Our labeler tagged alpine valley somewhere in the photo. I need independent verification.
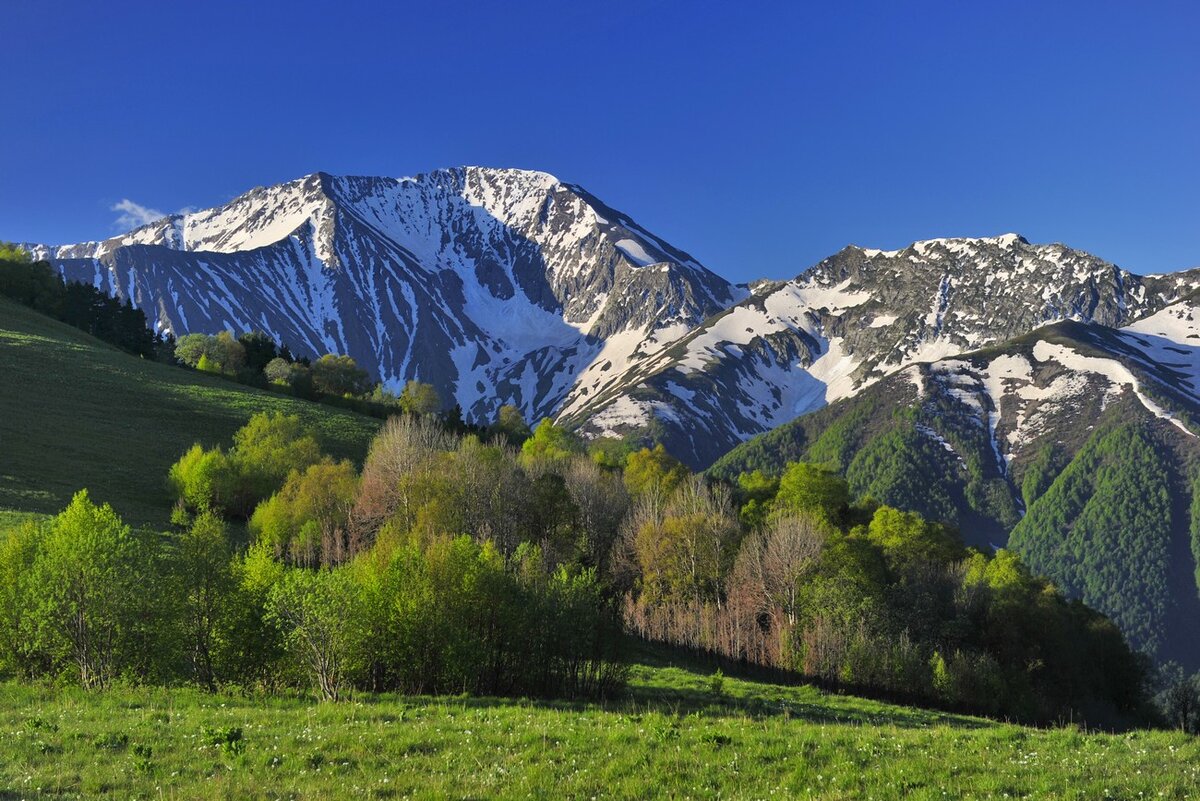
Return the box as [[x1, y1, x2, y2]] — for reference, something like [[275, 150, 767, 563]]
[[26, 166, 1200, 666]]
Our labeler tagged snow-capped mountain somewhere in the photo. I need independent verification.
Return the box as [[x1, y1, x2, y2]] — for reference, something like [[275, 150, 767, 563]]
[[568, 235, 1200, 466], [27, 169, 1200, 468], [29, 169, 742, 427]]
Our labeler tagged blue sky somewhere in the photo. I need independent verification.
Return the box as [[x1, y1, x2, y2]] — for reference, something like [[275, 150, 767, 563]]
[[2, 0, 1197, 281]]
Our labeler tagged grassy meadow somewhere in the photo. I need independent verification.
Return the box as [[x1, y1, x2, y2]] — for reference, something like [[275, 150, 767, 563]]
[[0, 298, 380, 525], [1, 647, 1197, 801]]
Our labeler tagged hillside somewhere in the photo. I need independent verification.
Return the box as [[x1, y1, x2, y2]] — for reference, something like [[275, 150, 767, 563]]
[[1, 647, 1196, 800], [0, 297, 380, 525], [711, 320, 1200, 666]]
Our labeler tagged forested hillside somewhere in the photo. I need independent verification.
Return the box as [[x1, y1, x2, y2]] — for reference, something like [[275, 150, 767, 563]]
[[711, 324, 1200, 668]]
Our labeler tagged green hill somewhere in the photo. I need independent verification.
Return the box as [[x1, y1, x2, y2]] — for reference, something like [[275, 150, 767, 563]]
[[0, 297, 380, 526], [2, 646, 1196, 800], [710, 324, 1200, 667]]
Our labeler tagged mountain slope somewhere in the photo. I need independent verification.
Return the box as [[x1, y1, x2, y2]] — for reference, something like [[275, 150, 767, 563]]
[[0, 297, 379, 525], [710, 312, 1200, 664], [573, 236, 1200, 467], [30, 169, 743, 431]]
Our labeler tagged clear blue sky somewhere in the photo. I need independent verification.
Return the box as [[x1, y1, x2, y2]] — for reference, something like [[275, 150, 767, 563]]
[[2, 0, 1197, 281]]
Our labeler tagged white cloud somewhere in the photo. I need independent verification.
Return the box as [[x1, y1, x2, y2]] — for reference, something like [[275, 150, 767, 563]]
[[111, 198, 168, 230]]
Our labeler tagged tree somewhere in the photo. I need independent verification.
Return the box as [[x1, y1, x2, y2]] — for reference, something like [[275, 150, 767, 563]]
[[399, 379, 441, 416], [174, 333, 213, 368], [0, 519, 42, 676], [1158, 668, 1200, 733], [588, 437, 633, 471], [238, 331, 278, 373], [491, 404, 530, 444], [563, 457, 630, 571], [774, 462, 850, 526], [29, 491, 144, 688], [624, 444, 688, 499], [169, 413, 324, 518], [735, 470, 779, 529], [173, 511, 235, 689], [174, 331, 246, 374], [730, 515, 824, 627], [264, 356, 293, 384], [267, 567, 361, 701], [632, 476, 740, 606], [312, 354, 371, 397], [250, 459, 359, 566], [865, 506, 963, 568], [520, 418, 582, 467], [352, 415, 453, 543], [0, 242, 32, 263], [230, 412, 324, 509]]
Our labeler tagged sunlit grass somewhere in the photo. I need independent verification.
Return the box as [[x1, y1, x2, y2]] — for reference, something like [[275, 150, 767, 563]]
[[1, 649, 1197, 800]]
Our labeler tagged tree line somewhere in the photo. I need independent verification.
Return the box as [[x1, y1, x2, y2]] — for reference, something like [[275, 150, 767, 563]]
[[0, 401, 1162, 725], [0, 245, 163, 358]]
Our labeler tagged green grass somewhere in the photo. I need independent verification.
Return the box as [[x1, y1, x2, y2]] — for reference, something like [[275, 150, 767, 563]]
[[0, 298, 381, 526], [1, 650, 1197, 800]]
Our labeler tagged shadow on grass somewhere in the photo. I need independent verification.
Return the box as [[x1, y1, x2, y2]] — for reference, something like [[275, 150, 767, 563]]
[[330, 638, 992, 731]]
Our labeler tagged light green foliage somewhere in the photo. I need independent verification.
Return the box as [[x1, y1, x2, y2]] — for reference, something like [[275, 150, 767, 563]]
[[312, 354, 372, 397], [520, 418, 583, 465], [175, 331, 246, 374], [0, 242, 32, 263], [624, 444, 689, 498], [632, 477, 740, 605], [491, 403, 530, 443], [263, 356, 294, 384], [588, 436, 633, 470], [266, 566, 362, 701], [250, 460, 359, 566], [348, 535, 623, 698], [735, 469, 779, 529], [1009, 423, 1174, 656], [864, 506, 963, 567], [774, 462, 850, 526], [170, 412, 325, 518], [0, 519, 40, 676], [26, 491, 150, 687], [172, 511, 235, 689], [397, 378, 441, 416]]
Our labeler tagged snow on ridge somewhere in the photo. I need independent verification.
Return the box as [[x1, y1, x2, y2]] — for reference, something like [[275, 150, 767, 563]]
[[615, 238, 660, 267], [1031, 340, 1195, 437]]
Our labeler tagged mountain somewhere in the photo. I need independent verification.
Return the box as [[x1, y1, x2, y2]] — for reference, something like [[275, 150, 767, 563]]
[[27, 169, 1200, 472], [711, 303, 1200, 664], [568, 235, 1200, 467], [28, 168, 743, 430]]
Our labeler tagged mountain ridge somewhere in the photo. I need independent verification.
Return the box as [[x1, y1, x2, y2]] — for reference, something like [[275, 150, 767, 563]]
[[24, 167, 1200, 471]]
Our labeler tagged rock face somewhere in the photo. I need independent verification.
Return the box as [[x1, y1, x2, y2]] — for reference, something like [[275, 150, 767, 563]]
[[27, 169, 1200, 469]]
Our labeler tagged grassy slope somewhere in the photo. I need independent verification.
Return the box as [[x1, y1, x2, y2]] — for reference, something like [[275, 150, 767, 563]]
[[1, 649, 1196, 800], [0, 298, 380, 526]]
